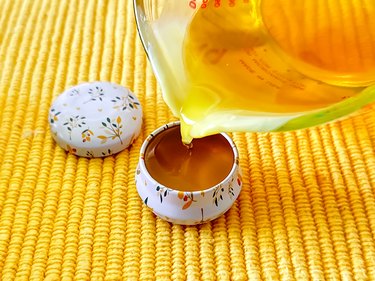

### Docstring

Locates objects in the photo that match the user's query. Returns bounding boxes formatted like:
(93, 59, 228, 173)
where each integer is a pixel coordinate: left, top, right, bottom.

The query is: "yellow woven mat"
(1, 0, 375, 280)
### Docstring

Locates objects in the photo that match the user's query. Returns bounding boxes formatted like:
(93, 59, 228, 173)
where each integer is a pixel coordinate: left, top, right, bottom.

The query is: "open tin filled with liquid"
(135, 122, 242, 225)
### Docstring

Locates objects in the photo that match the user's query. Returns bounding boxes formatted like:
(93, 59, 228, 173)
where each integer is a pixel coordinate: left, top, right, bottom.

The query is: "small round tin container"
(135, 122, 243, 225)
(49, 81, 142, 158)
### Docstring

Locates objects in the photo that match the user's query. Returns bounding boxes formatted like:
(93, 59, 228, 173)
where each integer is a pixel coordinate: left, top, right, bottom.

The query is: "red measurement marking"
(188, 0, 247, 9)
(189, 0, 197, 9)
(188, 0, 208, 9)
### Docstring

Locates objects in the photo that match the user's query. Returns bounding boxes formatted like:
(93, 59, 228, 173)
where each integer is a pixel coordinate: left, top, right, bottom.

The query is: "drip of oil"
(144, 126, 234, 191)
(149, 0, 375, 144)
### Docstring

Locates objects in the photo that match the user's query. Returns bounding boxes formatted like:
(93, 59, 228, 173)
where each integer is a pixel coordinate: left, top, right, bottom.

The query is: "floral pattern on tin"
(84, 85, 104, 103)
(69, 89, 80, 97)
(213, 184, 225, 207)
(86, 151, 95, 158)
(81, 129, 94, 142)
(177, 192, 196, 210)
(144, 197, 149, 206)
(156, 185, 171, 203)
(200, 208, 205, 223)
(97, 116, 124, 145)
(49, 108, 61, 124)
(229, 175, 242, 199)
(135, 164, 242, 224)
(236, 174, 242, 186)
(101, 149, 113, 157)
(49, 82, 142, 158)
(63, 115, 86, 140)
(228, 182, 235, 199)
(111, 94, 140, 111)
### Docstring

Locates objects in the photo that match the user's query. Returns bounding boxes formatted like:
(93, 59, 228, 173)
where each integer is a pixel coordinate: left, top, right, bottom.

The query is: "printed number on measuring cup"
(188, 0, 210, 9)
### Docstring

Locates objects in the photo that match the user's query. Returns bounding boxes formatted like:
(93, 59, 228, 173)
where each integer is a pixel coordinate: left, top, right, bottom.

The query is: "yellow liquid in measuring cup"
(151, 0, 375, 144)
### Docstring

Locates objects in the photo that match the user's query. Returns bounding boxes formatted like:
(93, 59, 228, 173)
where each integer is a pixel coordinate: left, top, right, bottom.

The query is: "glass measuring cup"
(134, 0, 375, 143)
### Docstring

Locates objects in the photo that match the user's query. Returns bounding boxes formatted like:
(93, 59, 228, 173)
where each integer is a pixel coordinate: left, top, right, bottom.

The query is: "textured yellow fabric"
(1, 0, 375, 280)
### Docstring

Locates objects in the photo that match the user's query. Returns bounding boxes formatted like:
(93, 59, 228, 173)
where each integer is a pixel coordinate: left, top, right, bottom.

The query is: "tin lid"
(49, 81, 142, 158)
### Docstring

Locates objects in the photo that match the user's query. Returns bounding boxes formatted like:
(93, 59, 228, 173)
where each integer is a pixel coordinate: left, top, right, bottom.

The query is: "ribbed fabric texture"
(1, 0, 375, 280)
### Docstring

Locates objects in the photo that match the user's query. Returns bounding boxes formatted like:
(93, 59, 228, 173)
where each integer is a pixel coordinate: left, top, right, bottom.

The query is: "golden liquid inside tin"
(144, 125, 234, 191)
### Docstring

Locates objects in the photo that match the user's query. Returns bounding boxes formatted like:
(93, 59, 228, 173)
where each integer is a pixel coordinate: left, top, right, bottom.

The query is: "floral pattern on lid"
(49, 81, 143, 157)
